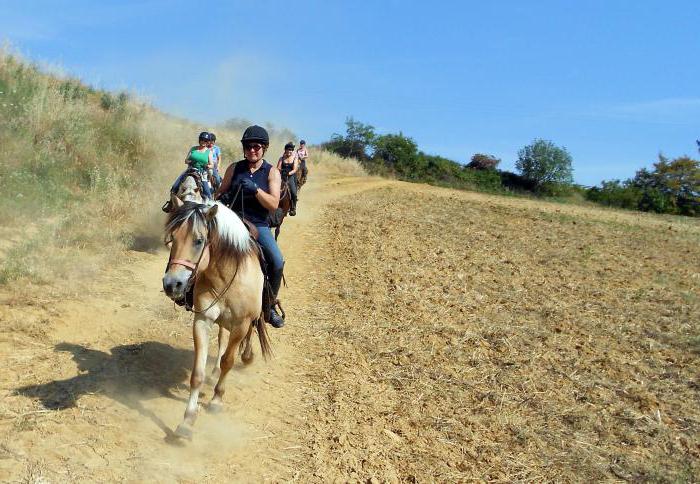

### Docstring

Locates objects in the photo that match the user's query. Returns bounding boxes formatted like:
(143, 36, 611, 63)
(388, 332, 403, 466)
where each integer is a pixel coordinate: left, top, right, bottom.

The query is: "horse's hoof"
(241, 351, 254, 365)
(174, 423, 193, 440)
(208, 401, 223, 414)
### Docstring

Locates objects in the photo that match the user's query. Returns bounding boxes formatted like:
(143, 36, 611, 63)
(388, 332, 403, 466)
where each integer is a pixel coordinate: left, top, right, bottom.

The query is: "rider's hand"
(241, 177, 259, 196)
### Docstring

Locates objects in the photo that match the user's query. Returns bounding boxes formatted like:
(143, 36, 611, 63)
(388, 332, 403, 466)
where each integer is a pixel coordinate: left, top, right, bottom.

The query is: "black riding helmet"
(284, 142, 295, 151)
(241, 125, 269, 146)
(199, 131, 212, 142)
(209, 132, 216, 142)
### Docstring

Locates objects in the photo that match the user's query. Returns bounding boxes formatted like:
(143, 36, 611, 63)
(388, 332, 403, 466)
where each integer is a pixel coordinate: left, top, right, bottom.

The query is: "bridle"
(164, 216, 240, 314)
(166, 229, 210, 295)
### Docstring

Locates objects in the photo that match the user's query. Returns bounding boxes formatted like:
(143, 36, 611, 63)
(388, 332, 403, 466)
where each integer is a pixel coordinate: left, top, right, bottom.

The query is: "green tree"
(586, 179, 643, 210)
(324, 117, 376, 161)
(632, 154, 700, 215)
(372, 133, 423, 179)
(516, 139, 574, 191)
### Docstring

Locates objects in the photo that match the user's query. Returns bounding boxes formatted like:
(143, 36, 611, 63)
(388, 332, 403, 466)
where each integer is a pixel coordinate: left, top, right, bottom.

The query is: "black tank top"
(279, 156, 294, 177)
(228, 159, 272, 226)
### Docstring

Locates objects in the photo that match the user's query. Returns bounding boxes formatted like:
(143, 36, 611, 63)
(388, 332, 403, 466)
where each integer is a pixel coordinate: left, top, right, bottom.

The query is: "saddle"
(181, 168, 207, 194)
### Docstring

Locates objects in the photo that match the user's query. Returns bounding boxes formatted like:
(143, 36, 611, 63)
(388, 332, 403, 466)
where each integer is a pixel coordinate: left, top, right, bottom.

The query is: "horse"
(163, 198, 272, 440)
(176, 172, 204, 203)
(163, 170, 205, 214)
(269, 178, 292, 240)
(296, 160, 308, 190)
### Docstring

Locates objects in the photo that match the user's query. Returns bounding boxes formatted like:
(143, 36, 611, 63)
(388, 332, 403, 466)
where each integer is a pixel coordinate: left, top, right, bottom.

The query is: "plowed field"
(1, 169, 698, 482)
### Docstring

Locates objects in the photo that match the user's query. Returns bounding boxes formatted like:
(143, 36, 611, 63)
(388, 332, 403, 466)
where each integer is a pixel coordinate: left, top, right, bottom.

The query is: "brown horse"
(163, 199, 271, 440)
(269, 178, 292, 240)
(296, 161, 307, 190)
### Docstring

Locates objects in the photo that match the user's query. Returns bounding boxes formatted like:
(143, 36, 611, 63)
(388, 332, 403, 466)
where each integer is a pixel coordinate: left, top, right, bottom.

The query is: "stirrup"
(267, 299, 286, 328)
(162, 200, 173, 213)
(274, 299, 286, 320)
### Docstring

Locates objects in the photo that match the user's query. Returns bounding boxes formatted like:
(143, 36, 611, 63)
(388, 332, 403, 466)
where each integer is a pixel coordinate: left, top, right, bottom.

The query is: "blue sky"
(2, 0, 699, 185)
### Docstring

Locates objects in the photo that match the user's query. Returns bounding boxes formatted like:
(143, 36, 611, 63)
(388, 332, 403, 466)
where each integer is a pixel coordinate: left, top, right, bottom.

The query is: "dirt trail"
(0, 171, 392, 482)
(2, 171, 698, 482)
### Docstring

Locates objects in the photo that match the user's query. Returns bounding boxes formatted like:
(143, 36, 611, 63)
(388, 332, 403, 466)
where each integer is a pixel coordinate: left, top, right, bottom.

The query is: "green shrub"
(516, 139, 574, 191)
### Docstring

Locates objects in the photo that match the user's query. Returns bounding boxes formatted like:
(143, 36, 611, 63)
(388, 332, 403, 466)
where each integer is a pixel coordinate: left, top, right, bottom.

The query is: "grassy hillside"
(0, 52, 362, 286)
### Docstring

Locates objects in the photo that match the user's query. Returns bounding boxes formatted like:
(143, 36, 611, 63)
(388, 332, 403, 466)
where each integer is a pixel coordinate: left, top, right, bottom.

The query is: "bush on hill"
(516, 139, 574, 192)
(586, 154, 699, 216)
(467, 153, 500, 170)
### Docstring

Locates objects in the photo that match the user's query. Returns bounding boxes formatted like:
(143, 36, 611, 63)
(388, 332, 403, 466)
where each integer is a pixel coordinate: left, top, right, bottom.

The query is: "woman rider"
(171, 131, 215, 199)
(277, 142, 299, 216)
(214, 125, 286, 328)
(208, 132, 223, 190)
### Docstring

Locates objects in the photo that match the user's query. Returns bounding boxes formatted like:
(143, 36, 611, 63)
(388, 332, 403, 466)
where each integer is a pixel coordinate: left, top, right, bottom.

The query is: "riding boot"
(162, 200, 173, 213)
(290, 199, 297, 217)
(268, 307, 285, 328)
(266, 267, 285, 328)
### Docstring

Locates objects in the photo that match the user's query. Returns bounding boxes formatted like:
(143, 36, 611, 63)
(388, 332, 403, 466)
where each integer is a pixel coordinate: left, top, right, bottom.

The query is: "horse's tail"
(255, 312, 273, 360)
(238, 314, 273, 363)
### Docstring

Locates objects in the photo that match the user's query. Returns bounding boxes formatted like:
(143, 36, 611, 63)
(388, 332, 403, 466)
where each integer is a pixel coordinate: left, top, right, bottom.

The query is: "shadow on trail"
(16, 341, 191, 439)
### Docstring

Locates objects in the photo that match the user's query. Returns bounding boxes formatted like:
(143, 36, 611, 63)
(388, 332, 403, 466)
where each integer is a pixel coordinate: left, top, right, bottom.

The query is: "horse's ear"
(205, 203, 218, 222)
(172, 194, 184, 209)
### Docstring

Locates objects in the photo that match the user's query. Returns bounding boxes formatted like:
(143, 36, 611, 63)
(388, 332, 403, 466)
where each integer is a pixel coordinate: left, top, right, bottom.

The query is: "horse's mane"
(166, 201, 256, 266)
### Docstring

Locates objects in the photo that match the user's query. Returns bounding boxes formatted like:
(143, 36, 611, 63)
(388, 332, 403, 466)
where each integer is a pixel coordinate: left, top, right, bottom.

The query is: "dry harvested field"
(0, 168, 698, 482)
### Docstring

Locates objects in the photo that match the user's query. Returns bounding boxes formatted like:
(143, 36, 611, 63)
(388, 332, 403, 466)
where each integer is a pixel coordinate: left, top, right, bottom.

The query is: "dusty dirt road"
(0, 170, 392, 482)
(1, 168, 699, 482)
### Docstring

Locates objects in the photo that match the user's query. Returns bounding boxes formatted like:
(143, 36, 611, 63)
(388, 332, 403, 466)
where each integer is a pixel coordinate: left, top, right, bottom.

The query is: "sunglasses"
(244, 143, 264, 152)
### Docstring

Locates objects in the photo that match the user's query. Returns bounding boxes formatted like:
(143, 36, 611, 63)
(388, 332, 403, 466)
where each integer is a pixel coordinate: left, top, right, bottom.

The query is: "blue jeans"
(256, 224, 284, 296)
(171, 170, 212, 199)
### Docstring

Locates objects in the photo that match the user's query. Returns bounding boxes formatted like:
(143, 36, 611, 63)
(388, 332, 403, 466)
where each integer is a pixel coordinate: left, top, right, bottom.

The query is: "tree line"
(322, 117, 699, 217)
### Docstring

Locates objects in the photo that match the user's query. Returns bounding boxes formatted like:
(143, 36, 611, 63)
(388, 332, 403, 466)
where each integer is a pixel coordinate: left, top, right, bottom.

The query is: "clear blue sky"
(3, 0, 699, 185)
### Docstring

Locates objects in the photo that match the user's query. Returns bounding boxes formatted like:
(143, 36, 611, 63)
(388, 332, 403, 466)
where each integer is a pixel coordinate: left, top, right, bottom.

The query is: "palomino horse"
(269, 178, 292, 240)
(163, 198, 271, 440)
(175, 170, 205, 204)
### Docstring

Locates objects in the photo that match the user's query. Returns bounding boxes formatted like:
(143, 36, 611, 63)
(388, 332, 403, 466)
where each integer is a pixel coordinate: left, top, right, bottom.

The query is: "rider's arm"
(276, 157, 283, 171)
(214, 164, 235, 199)
(289, 155, 299, 175)
(255, 167, 281, 211)
(207, 151, 214, 170)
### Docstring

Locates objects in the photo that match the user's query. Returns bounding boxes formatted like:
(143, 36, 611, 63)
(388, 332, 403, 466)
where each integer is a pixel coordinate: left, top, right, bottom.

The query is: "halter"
(166, 232, 210, 294)
(165, 216, 240, 314)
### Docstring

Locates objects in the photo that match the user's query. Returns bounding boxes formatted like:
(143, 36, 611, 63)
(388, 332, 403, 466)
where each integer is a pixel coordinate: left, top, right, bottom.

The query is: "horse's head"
(162, 198, 219, 302)
(177, 174, 204, 204)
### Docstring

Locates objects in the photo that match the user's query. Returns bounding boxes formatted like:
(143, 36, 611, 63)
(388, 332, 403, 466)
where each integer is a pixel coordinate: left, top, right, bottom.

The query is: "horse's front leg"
(209, 322, 247, 413)
(207, 325, 229, 384)
(175, 317, 210, 439)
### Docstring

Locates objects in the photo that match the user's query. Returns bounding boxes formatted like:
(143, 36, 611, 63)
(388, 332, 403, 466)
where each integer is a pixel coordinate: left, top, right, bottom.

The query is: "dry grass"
(297, 183, 700, 482)
(0, 50, 358, 291)
(306, 149, 366, 179)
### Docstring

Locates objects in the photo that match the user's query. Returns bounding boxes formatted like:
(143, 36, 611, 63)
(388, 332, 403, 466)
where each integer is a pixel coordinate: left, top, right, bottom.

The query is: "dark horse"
(269, 177, 292, 240)
(296, 160, 307, 190)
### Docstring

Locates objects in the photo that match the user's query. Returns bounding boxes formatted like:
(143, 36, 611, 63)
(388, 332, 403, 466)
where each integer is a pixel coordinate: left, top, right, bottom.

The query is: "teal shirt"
(188, 148, 210, 170)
